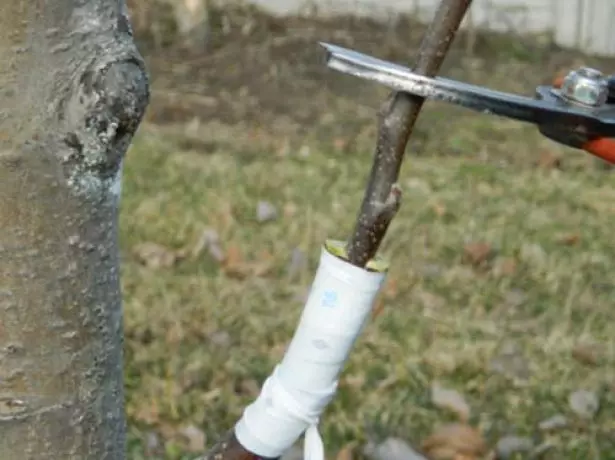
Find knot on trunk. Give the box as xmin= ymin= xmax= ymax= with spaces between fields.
xmin=62 ymin=58 xmax=150 ymax=182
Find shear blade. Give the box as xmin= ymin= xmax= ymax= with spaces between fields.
xmin=320 ymin=42 xmax=615 ymax=137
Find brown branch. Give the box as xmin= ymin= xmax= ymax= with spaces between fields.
xmin=195 ymin=432 xmax=272 ymax=460
xmin=197 ymin=1 xmax=472 ymax=458
xmin=346 ymin=0 xmax=474 ymax=267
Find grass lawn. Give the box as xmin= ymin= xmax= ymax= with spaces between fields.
xmin=121 ymin=120 xmax=615 ymax=459
xmin=121 ymin=4 xmax=615 ymax=459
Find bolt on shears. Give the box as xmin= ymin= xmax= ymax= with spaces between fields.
xmin=320 ymin=42 xmax=615 ymax=164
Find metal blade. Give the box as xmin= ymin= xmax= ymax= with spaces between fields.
xmin=320 ymin=42 xmax=615 ymax=137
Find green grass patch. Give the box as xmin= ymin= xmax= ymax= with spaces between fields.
xmin=121 ymin=122 xmax=615 ymax=459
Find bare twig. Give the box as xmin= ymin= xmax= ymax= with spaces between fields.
xmin=197 ymin=1 xmax=472 ymax=459
xmin=195 ymin=432 xmax=269 ymax=460
xmin=346 ymin=0 xmax=473 ymax=267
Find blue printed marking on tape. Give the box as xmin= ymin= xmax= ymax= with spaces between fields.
xmin=321 ymin=290 xmax=338 ymax=308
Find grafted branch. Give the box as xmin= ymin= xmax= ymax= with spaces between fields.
xmin=197 ymin=1 xmax=472 ymax=460
xmin=346 ymin=0 xmax=473 ymax=266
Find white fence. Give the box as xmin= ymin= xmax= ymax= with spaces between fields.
xmin=248 ymin=0 xmax=615 ymax=57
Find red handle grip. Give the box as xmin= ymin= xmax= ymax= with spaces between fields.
xmin=582 ymin=138 xmax=615 ymax=164
xmin=552 ymin=74 xmax=615 ymax=164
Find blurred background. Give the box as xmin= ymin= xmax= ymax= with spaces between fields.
xmin=121 ymin=1 xmax=615 ymax=459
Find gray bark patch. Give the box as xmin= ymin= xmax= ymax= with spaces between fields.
xmin=61 ymin=59 xmax=149 ymax=197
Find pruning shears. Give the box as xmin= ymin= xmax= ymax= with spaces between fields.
xmin=321 ymin=43 xmax=615 ymax=164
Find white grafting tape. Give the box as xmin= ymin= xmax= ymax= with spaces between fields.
xmin=234 ymin=240 xmax=388 ymax=459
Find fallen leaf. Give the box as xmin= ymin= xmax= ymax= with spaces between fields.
xmin=422 ymin=423 xmax=487 ymax=460
xmin=208 ymin=330 xmax=231 ymax=348
xmin=495 ymin=436 xmax=533 ymax=459
xmin=132 ymin=401 xmax=161 ymax=425
xmin=223 ymin=244 xmax=244 ymax=273
xmin=568 ymin=389 xmax=600 ymax=419
xmin=157 ymin=422 xmax=177 ymax=441
xmin=283 ymin=202 xmax=298 ymax=218
xmin=503 ymin=289 xmax=527 ymax=308
xmin=256 ymin=200 xmax=278 ymax=223
xmin=417 ymin=263 xmax=443 ymax=278
xmin=538 ymin=414 xmax=568 ymax=432
xmin=276 ymin=139 xmax=292 ymax=157
xmin=491 ymin=257 xmax=517 ymax=277
xmin=184 ymin=117 xmax=201 ymax=136
xmin=333 ymin=137 xmax=349 ymax=152
xmin=208 ymin=244 xmax=226 ymax=263
xmin=298 ymin=145 xmax=311 ymax=157
xmin=556 ymin=233 xmax=581 ymax=246
xmin=157 ymin=420 xmax=179 ymax=441
xmin=364 ymin=437 xmax=427 ymax=460
xmin=222 ymin=245 xmax=253 ymax=279
xmin=537 ymin=150 xmax=562 ymax=169
xmin=192 ymin=228 xmax=225 ymax=262
xmin=431 ymin=382 xmax=471 ymax=421
xmin=416 ymin=289 xmax=446 ymax=312
xmin=432 ymin=202 xmax=447 ymax=217
xmin=488 ymin=341 xmax=531 ymax=381
xmin=423 ymin=352 xmax=458 ymax=375
xmin=339 ymin=374 xmax=365 ymax=390
xmin=252 ymin=250 xmax=275 ymax=277
xmin=572 ymin=343 xmax=602 ymax=366
xmin=179 ymin=424 xmax=206 ymax=452
xmin=144 ymin=431 xmax=161 ymax=456
xmin=217 ymin=201 xmax=235 ymax=230
xmin=519 ymin=243 xmax=547 ymax=266
xmin=463 ymin=241 xmax=493 ymax=267
xmin=383 ymin=277 xmax=399 ymax=299
xmin=132 ymin=242 xmax=183 ymax=269
xmin=222 ymin=245 xmax=274 ymax=279
xmin=165 ymin=322 xmax=185 ymax=345
xmin=237 ymin=379 xmax=260 ymax=397
xmin=336 ymin=442 xmax=356 ymax=460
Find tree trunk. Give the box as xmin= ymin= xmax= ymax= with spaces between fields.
xmin=0 ymin=1 xmax=149 ymax=459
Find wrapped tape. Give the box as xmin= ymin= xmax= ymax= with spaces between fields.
xmin=235 ymin=240 xmax=388 ymax=459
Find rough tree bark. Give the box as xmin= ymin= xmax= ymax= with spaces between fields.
xmin=0 ymin=1 xmax=149 ymax=459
